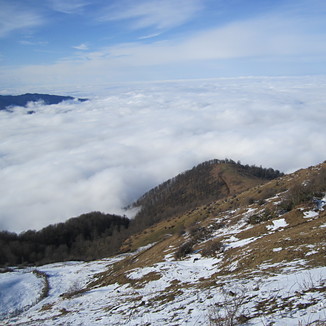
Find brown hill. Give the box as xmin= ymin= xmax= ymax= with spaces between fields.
xmin=86 ymin=162 xmax=325 ymax=324
xmin=122 ymin=161 xmax=325 ymax=257
xmin=129 ymin=159 xmax=283 ymax=233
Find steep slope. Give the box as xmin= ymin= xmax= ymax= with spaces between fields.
xmin=130 ymin=159 xmax=283 ymax=233
xmin=1 ymin=162 xmax=325 ymax=325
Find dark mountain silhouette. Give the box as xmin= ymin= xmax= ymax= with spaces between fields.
xmin=0 ymin=93 xmax=88 ymax=111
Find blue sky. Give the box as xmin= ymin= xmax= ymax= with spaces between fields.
xmin=1 ymin=0 xmax=326 ymax=93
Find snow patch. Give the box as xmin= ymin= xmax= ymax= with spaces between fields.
xmin=0 ymin=271 xmax=44 ymax=319
xmin=128 ymin=267 xmax=158 ymax=280
xmin=303 ymin=210 xmax=319 ymax=219
xmin=266 ymin=218 xmax=288 ymax=231
xmin=226 ymin=236 xmax=258 ymax=248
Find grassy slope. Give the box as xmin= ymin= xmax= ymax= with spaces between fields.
xmin=92 ymin=161 xmax=326 ymax=293
xmin=125 ymin=162 xmax=278 ymax=251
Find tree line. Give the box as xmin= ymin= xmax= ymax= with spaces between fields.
xmin=0 ymin=212 xmax=130 ymax=266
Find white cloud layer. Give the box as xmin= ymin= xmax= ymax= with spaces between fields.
xmin=0 ymin=76 xmax=325 ymax=232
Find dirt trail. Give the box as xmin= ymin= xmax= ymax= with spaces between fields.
xmin=218 ymin=172 xmax=231 ymax=196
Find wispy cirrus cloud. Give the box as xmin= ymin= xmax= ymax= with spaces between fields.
xmin=19 ymin=40 xmax=48 ymax=46
xmin=103 ymin=12 xmax=326 ymax=64
xmin=73 ymin=43 xmax=89 ymax=50
xmin=138 ymin=33 xmax=161 ymax=40
xmin=47 ymin=0 xmax=90 ymax=14
xmin=0 ymin=1 xmax=44 ymax=38
xmin=98 ymin=0 xmax=204 ymax=30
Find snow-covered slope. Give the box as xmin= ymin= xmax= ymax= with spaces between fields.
xmin=1 ymin=163 xmax=325 ymax=325
xmin=1 ymin=251 xmax=325 ymax=325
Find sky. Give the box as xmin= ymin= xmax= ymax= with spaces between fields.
xmin=0 ymin=1 xmax=326 ymax=232
xmin=0 ymin=0 xmax=326 ymax=92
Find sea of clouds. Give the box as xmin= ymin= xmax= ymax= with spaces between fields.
xmin=1 ymin=76 xmax=325 ymax=232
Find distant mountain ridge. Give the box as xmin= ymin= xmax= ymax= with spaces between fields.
xmin=0 ymin=93 xmax=88 ymax=111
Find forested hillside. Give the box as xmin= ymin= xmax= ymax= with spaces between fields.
xmin=0 ymin=159 xmax=283 ymax=267
xmin=0 ymin=212 xmax=129 ymax=266
xmin=130 ymin=159 xmax=283 ymax=232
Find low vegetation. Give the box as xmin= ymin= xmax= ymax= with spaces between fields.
xmin=280 ymin=166 xmax=326 ymax=211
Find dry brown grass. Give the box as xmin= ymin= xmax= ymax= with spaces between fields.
xmin=90 ymin=234 xmax=183 ymax=288
xmin=89 ymin=162 xmax=326 ymax=295
xmin=39 ymin=303 xmax=54 ymax=311
xmin=219 ymin=212 xmax=326 ymax=274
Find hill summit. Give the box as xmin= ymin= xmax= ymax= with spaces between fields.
xmin=129 ymin=159 xmax=283 ymax=234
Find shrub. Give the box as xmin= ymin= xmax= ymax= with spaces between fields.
xmin=248 ymin=214 xmax=262 ymax=225
xmin=278 ymin=199 xmax=294 ymax=212
xmin=202 ymin=241 xmax=224 ymax=257
xmin=174 ymin=240 xmax=194 ymax=259
xmin=247 ymin=198 xmax=255 ymax=205
xmin=189 ymin=226 xmax=212 ymax=241
xmin=208 ymin=288 xmax=248 ymax=326
xmin=248 ymin=209 xmax=275 ymax=225
xmin=287 ymin=183 xmax=313 ymax=206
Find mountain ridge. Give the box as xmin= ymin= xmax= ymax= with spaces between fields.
xmin=0 ymin=160 xmax=325 ymax=325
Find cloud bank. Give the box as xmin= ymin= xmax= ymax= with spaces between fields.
xmin=0 ymin=76 xmax=325 ymax=232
